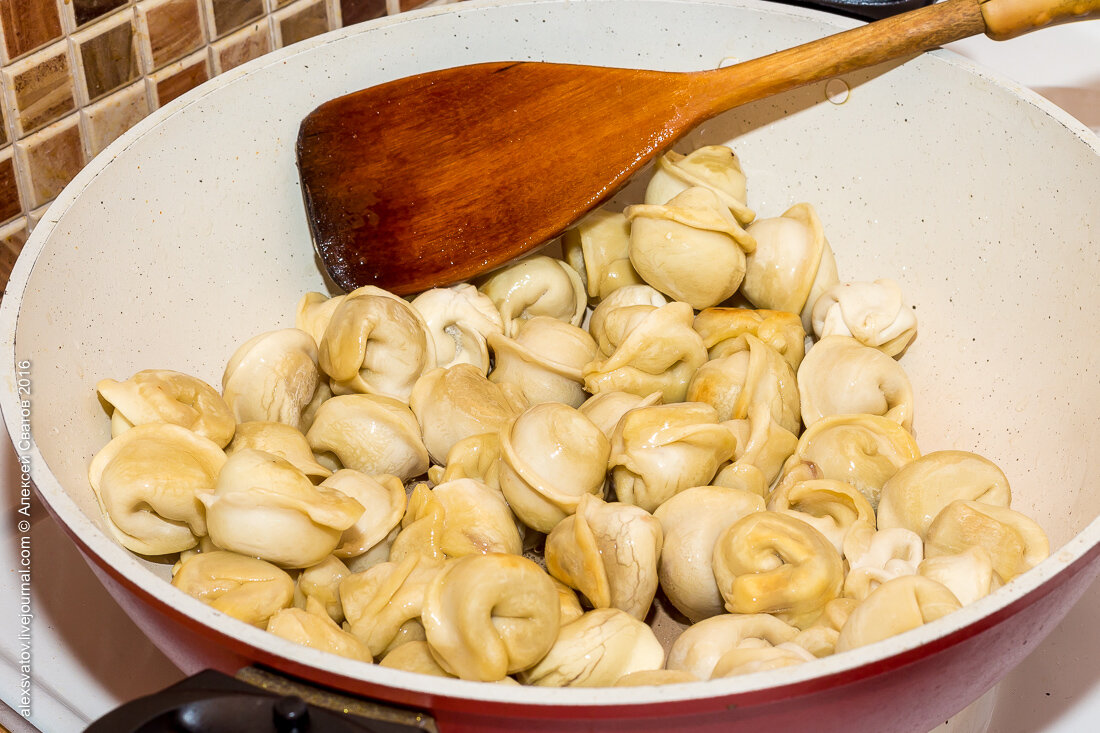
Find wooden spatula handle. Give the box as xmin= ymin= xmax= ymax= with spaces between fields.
xmin=697 ymin=0 xmax=1098 ymax=116
xmin=980 ymin=0 xmax=1100 ymax=39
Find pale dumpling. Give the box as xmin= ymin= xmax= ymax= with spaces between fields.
xmin=741 ymin=203 xmax=838 ymax=329
xmin=924 ymin=500 xmax=1049 ymax=583
xmin=319 ymin=470 xmax=406 ymax=559
xmin=488 ymin=316 xmax=597 ymax=407
xmin=293 ymin=554 xmax=350 ymax=623
xmin=88 ymin=423 xmax=225 ymax=556
xmin=431 ymin=478 xmax=523 ymax=557
xmin=421 ymin=553 xmax=560 ymax=681
xmin=409 ymin=364 xmax=525 ymax=464
xmin=583 ymin=300 xmax=708 ymax=403
xmin=665 ymin=613 xmax=800 ymax=680
xmin=498 ymin=402 xmax=610 ymax=533
xmin=171 ymin=550 xmax=294 ymax=627
xmin=305 ymin=393 xmax=430 ymax=481
xmin=545 ymin=493 xmax=663 ymax=619
xmin=317 ymin=286 xmax=435 ymax=402
xmin=222 ymin=328 xmax=321 ymax=430
xmin=654 ymin=485 xmax=765 ymax=622
xmin=798 ymin=335 xmax=914 ymax=431
xmin=778 ymin=413 xmax=920 ymax=510
xmin=478 ymin=255 xmax=586 ymax=337
xmin=430 ymin=431 xmax=503 ymax=493
xmin=694 ymin=307 xmax=807 ymax=372
xmin=625 ymin=186 xmax=756 ymax=309
xmin=578 ymin=390 xmax=662 ymax=441
xmin=811 ymin=279 xmax=917 ymax=357
xmin=686 ymin=332 xmax=800 ymax=432
xmin=562 ymin=209 xmax=644 ymax=301
xmin=842 ymin=527 xmax=924 ymax=601
xmin=876 ymin=450 xmax=1011 ymax=540
xmin=226 ymin=420 xmax=331 ymax=480
xmin=587 ymin=284 xmax=668 ymax=356
xmin=517 ymin=608 xmax=664 ymax=687
xmin=644 ymin=145 xmax=755 ymax=225
xmin=295 ymin=291 xmax=345 ymax=345
xmin=341 ymin=552 xmax=443 ymax=658
xmin=97 ymin=369 xmax=235 ymax=448
xmin=609 ymin=402 xmax=737 ymax=513
xmin=267 ymin=596 xmax=373 ymax=662
xmin=766 ymin=478 xmax=875 ymax=559
xmin=198 ymin=449 xmax=364 ymax=568
xmin=720 ymin=400 xmax=799 ymax=486
xmin=409 ymin=283 xmax=505 ymax=373
xmin=835 ymin=575 xmax=961 ymax=653
xmin=712 ymin=511 xmax=844 ymax=629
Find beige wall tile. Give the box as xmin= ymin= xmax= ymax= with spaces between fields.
xmin=137 ymin=0 xmax=205 ymax=70
xmin=14 ymin=114 xmax=86 ymax=208
xmin=2 ymin=42 xmax=77 ymax=137
xmin=211 ymin=20 xmax=271 ymax=75
xmin=83 ymin=80 xmax=150 ymax=155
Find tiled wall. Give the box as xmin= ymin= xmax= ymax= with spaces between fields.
xmin=0 ymin=0 xmax=443 ymax=293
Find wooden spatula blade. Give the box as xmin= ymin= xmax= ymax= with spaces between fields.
xmin=297 ymin=61 xmax=703 ymax=294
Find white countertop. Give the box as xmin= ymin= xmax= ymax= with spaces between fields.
xmin=0 ymin=14 xmax=1098 ymax=733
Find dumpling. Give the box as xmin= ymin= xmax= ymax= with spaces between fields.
xmin=654 ymin=485 xmax=765 ymax=622
xmin=429 ymin=431 xmax=504 ymax=494
xmin=305 ymin=393 xmax=430 ymax=481
xmin=97 ymin=369 xmax=235 ymax=448
xmin=777 ymin=413 xmax=920 ymax=510
xmin=711 ymin=643 xmax=816 ymax=678
xmin=267 ymin=596 xmax=373 ymax=662
xmin=517 ymin=609 xmax=664 ymax=687
xmin=341 ymin=552 xmax=443 ymax=658
xmin=498 ymin=402 xmax=610 ymax=533
xmin=842 ymin=527 xmax=924 ymax=601
xmin=577 ymin=390 xmax=662 ymax=441
xmin=226 ymin=420 xmax=331 ymax=480
xmin=319 ymin=470 xmax=406 ymax=560
xmin=625 ymin=186 xmax=756 ymax=309
xmin=766 ymin=478 xmax=875 ymax=558
xmin=409 ymin=364 xmax=525 ymax=465
xmin=798 ymin=335 xmax=914 ymax=431
xmin=712 ymin=511 xmax=844 ymax=629
xmin=587 ymin=284 xmax=668 ymax=356
xmin=488 ymin=316 xmax=597 ymax=407
xmin=741 ymin=203 xmax=838 ymax=329
xmin=918 ymin=546 xmax=1000 ymax=606
xmin=198 ymin=449 xmax=364 ymax=568
xmin=924 ymin=500 xmax=1049 ymax=583
xmin=583 ymin=301 xmax=709 ymax=403
xmin=430 ymin=478 xmax=523 ymax=558
xmin=609 ymin=402 xmax=737 ymax=513
xmin=421 ymin=553 xmax=560 ymax=681
xmin=876 ymin=450 xmax=1011 ymax=540
xmin=478 ymin=255 xmax=586 ymax=337
xmin=317 ymin=286 xmax=435 ymax=402
xmin=409 ymin=283 xmax=504 ymax=373
xmin=545 ymin=493 xmax=663 ymax=619
xmin=222 ymin=328 xmax=320 ymax=430
xmin=292 ymin=554 xmax=350 ymax=623
xmin=694 ymin=307 xmax=807 ymax=372
xmin=389 ymin=483 xmax=447 ymax=563
xmin=686 ymin=332 xmax=800 ymax=432
xmin=295 ymin=291 xmax=345 ymax=345
xmin=644 ymin=145 xmax=755 ymax=225
xmin=171 ymin=550 xmax=294 ymax=627
xmin=562 ymin=209 xmax=644 ymax=301
xmin=665 ymin=613 xmax=799 ymax=680
xmin=835 ymin=575 xmax=961 ymax=653
xmin=720 ymin=401 xmax=799 ymax=487
xmin=88 ymin=423 xmax=225 ymax=556
xmin=810 ymin=279 xmax=917 ymax=357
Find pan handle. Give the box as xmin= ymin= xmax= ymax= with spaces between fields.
xmin=768 ymin=0 xmax=936 ymax=21
xmin=84 ymin=667 xmax=438 ymax=733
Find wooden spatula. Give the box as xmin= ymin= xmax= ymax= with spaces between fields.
xmin=297 ymin=0 xmax=1099 ymax=295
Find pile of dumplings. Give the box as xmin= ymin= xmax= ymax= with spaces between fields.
xmin=88 ymin=144 xmax=1050 ymax=687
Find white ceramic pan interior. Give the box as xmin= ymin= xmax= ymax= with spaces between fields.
xmin=2 ymin=0 xmax=1099 ymax=712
